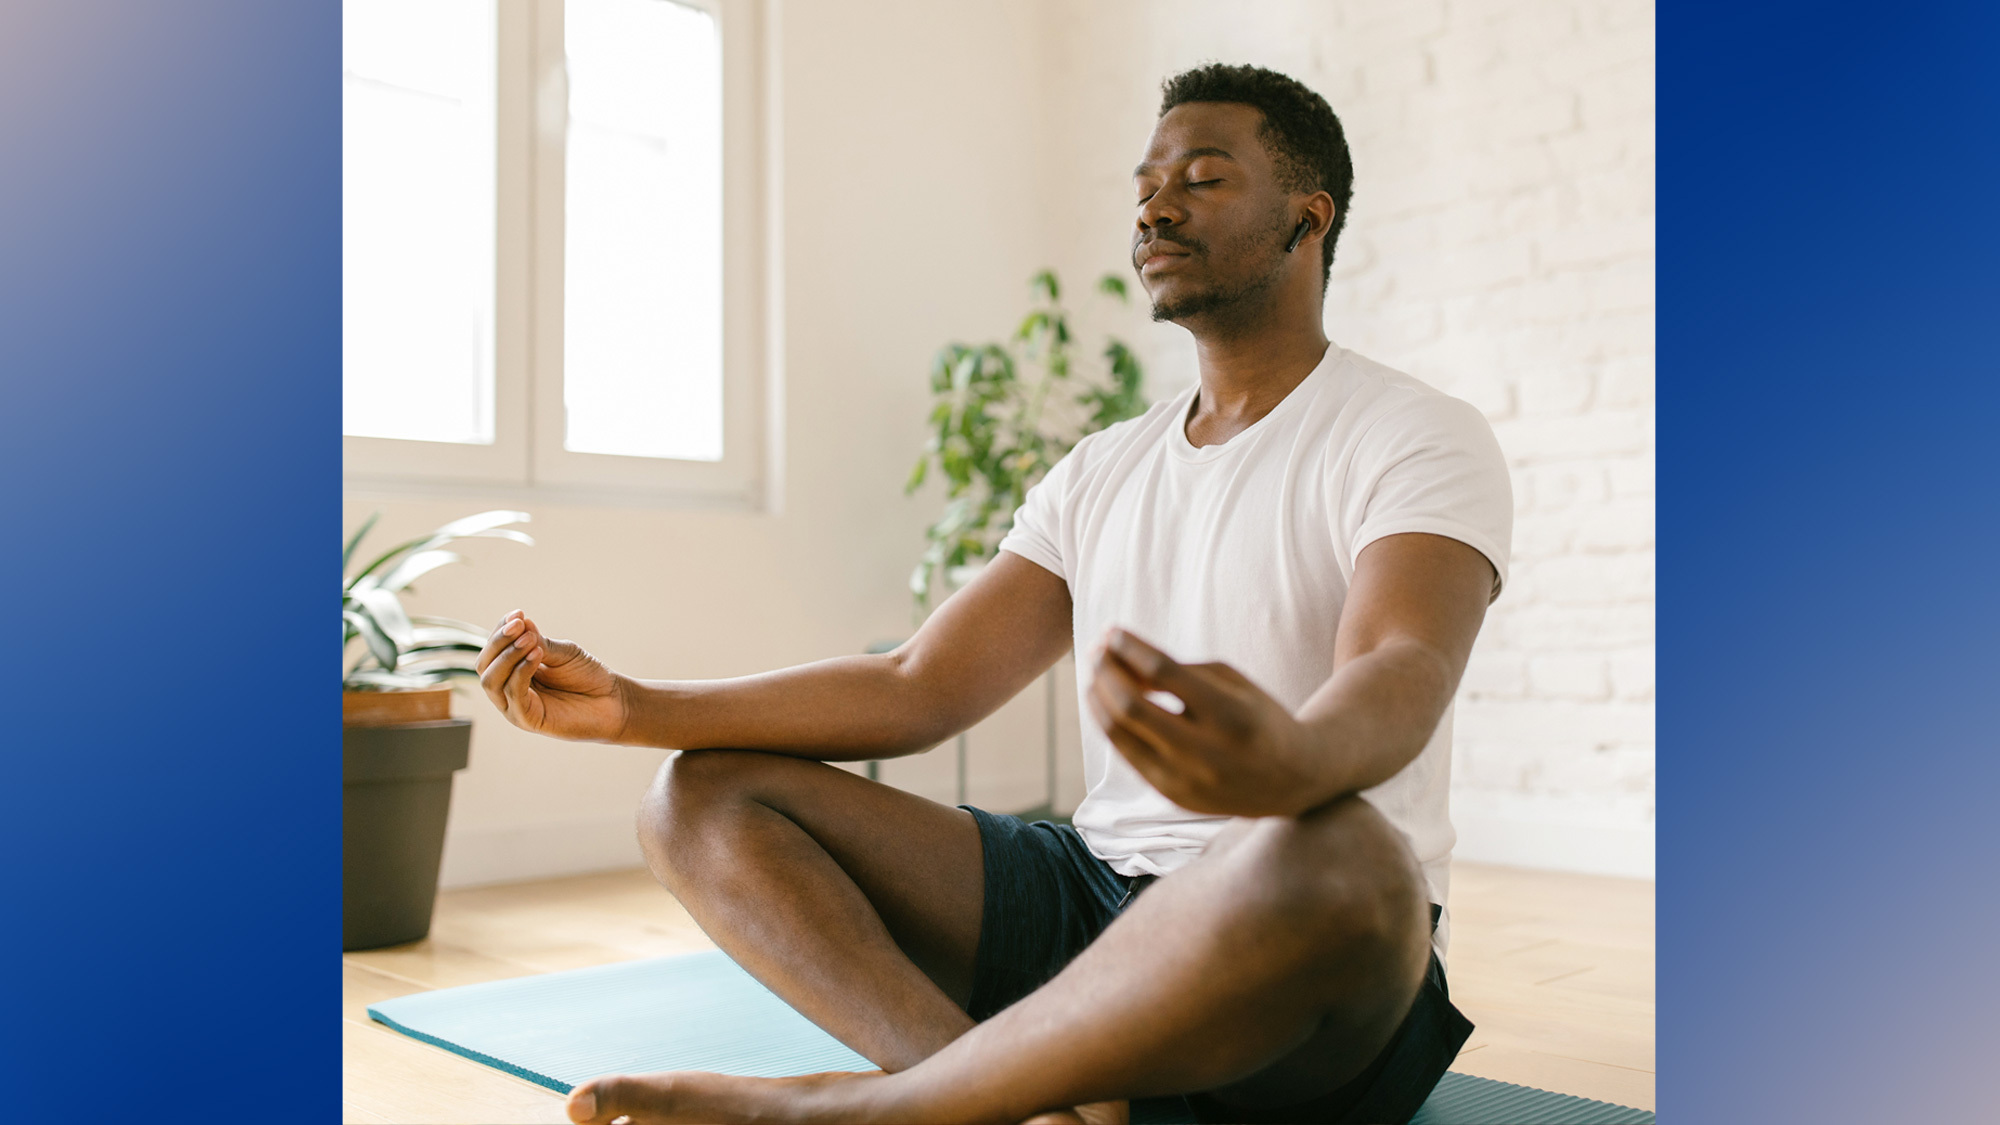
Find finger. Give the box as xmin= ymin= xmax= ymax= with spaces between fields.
xmin=502 ymin=641 xmax=545 ymax=717
xmin=1091 ymin=646 xmax=1199 ymax=751
xmin=479 ymin=632 xmax=536 ymax=714
xmin=1088 ymin=687 xmax=1197 ymax=802
xmin=1101 ymin=626 xmax=1178 ymax=682
xmin=474 ymin=613 xmax=527 ymax=675
xmin=1086 ymin=680 xmax=1163 ymax=767
xmin=1089 ymin=658 xmax=1233 ymax=805
xmin=1103 ymin=630 xmax=1239 ymax=719
xmin=516 ymin=617 xmax=552 ymax=655
xmin=538 ymin=636 xmax=582 ymax=667
xmin=1087 ymin=667 xmax=1182 ymax=773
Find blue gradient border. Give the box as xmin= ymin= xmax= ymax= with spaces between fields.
xmin=1660 ymin=0 xmax=2000 ymax=1120
xmin=1 ymin=2 xmax=339 ymax=1118
xmin=6 ymin=0 xmax=2000 ymax=1121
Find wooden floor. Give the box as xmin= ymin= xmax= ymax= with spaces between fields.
xmin=343 ymin=861 xmax=1654 ymax=1123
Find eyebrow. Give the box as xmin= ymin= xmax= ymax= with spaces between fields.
xmin=1132 ymin=146 xmax=1238 ymax=178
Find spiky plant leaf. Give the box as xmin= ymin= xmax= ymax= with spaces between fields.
xmin=343 ymin=511 xmax=381 ymax=574
xmin=403 ymin=641 xmax=483 ymax=657
xmin=344 ymin=609 xmax=398 ymax=671
xmin=410 ymin=623 xmax=489 ymax=649
xmin=376 ymin=549 xmax=462 ymax=593
xmin=427 ymin=508 xmax=534 ymax=542
xmin=343 ymin=667 xmax=461 ymax=690
xmin=346 ymin=510 xmax=532 ymax=590
xmin=394 ymin=649 xmax=484 ymax=674
xmin=347 ymin=585 xmax=416 ymax=649
xmin=410 ymin=613 xmax=489 ymax=633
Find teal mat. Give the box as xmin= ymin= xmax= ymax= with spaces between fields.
xmin=368 ymin=950 xmax=1653 ymax=1124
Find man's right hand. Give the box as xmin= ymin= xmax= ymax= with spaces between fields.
xmin=475 ymin=609 xmax=631 ymax=742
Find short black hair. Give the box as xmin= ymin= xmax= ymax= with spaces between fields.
xmin=1159 ymin=63 xmax=1353 ymax=285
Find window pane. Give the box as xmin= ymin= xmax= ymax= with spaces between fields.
xmin=563 ymin=0 xmax=724 ymax=462
xmin=343 ymin=0 xmax=494 ymax=445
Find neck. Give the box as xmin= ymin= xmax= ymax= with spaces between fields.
xmin=1179 ymin=291 xmax=1330 ymax=445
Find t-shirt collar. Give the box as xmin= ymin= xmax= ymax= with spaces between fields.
xmin=1168 ymin=343 xmax=1342 ymax=463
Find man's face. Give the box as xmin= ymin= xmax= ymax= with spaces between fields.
xmin=1132 ymin=102 xmax=1296 ymax=323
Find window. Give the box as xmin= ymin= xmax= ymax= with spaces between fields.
xmin=341 ymin=0 xmax=496 ymax=448
xmin=562 ymin=0 xmax=722 ymax=462
xmin=343 ymin=0 xmax=769 ymax=505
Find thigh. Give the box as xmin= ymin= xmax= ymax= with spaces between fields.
xmin=650 ymin=749 xmax=987 ymax=1002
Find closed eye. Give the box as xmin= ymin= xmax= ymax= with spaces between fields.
xmin=1137 ymin=180 xmax=1219 ymax=203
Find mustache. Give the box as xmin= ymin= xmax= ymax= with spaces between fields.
xmin=1133 ymin=231 xmax=1207 ymax=267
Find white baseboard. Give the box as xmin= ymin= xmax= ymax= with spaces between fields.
xmin=438 ymin=815 xmax=646 ymax=889
xmin=1449 ymin=790 xmax=1654 ymax=880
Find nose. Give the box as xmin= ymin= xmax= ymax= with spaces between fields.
xmin=1138 ymin=185 xmax=1185 ymax=234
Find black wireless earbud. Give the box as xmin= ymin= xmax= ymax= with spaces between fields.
xmin=1285 ymin=217 xmax=1311 ymax=253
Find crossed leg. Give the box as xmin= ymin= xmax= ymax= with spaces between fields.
xmin=571 ymin=749 xmax=1432 ymax=1124
xmin=626 ymin=749 xmax=988 ymax=1072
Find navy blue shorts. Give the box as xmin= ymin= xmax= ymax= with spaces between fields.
xmin=963 ymin=806 xmax=1474 ymax=1125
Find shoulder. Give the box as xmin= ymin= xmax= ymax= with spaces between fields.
xmin=1315 ymin=348 xmax=1501 ymax=461
xmin=1053 ymin=386 xmax=1191 ymax=475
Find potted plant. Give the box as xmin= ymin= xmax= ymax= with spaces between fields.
xmin=896 ymin=270 xmax=1150 ymax=820
xmin=341 ymin=509 xmax=533 ymax=950
xmin=905 ymin=269 xmax=1149 ymax=611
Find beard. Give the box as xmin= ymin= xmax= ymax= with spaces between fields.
xmin=1145 ymin=207 xmax=1295 ymax=323
xmin=1148 ymin=264 xmax=1283 ymax=322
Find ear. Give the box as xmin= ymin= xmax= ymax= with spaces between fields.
xmin=1292 ymin=190 xmax=1337 ymax=252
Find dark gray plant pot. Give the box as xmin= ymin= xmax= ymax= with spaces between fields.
xmin=343 ymin=719 xmax=471 ymax=951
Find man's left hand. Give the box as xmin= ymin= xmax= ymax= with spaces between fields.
xmin=1084 ymin=628 xmax=1322 ymax=817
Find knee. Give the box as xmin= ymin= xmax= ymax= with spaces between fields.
xmin=637 ymin=750 xmax=752 ymax=882
xmin=1230 ymin=797 xmax=1429 ymax=965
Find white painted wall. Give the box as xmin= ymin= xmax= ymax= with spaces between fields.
xmin=346 ymin=0 xmax=1655 ymax=886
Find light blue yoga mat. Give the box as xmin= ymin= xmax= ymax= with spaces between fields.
xmin=368 ymin=950 xmax=1653 ymax=1124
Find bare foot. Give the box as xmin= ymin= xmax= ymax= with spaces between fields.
xmin=566 ymin=1068 xmax=887 ymax=1124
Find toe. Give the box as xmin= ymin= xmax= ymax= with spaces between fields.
xmin=570 ymin=1073 xmax=683 ymax=1124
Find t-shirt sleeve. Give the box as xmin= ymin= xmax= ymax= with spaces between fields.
xmin=1343 ymin=393 xmax=1514 ymax=600
xmin=996 ymin=441 xmax=1082 ymax=583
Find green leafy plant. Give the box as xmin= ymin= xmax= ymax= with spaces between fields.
xmin=342 ymin=510 xmax=534 ymax=690
xmin=905 ymin=269 xmax=1147 ymax=610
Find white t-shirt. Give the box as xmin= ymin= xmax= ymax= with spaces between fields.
xmin=997 ymin=343 xmax=1512 ymax=953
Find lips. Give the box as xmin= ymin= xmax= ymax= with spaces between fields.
xmin=1136 ymin=242 xmax=1192 ymax=271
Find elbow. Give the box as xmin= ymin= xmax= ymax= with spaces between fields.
xmin=879 ymin=645 xmax=963 ymax=753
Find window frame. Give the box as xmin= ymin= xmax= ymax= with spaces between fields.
xmin=342 ymin=0 xmax=771 ymax=509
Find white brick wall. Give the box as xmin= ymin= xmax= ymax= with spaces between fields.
xmin=1038 ymin=0 xmax=1656 ymax=877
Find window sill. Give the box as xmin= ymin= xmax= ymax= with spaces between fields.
xmin=341 ymin=472 xmax=767 ymax=514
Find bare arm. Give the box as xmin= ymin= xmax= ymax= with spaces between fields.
xmin=476 ymin=551 xmax=1074 ymax=761
xmin=1086 ymin=532 xmax=1493 ymax=816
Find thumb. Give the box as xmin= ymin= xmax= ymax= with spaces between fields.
xmin=540 ymin=637 xmax=588 ymax=666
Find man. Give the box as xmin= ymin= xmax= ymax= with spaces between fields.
xmin=478 ymin=63 xmax=1511 ymax=1125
